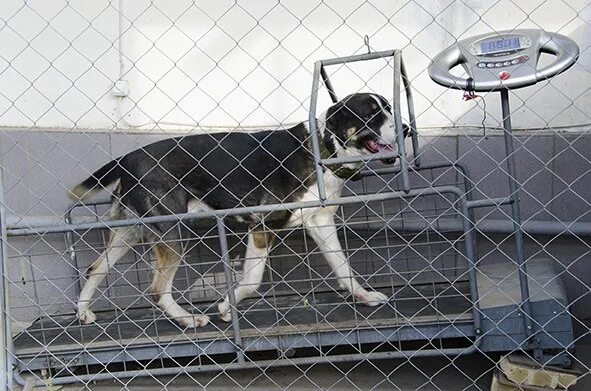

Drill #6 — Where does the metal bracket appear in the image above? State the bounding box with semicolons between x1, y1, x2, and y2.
308;49;421;200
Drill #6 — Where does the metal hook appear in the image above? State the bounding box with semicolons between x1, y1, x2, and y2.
364;35;371;54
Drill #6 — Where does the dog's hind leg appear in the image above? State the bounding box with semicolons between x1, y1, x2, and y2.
77;227;136;324
218;231;273;322
151;242;210;328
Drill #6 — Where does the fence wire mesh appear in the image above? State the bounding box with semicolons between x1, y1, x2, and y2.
0;0;590;390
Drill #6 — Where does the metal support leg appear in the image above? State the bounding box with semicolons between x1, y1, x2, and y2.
400;56;420;168
460;196;483;337
309;61;327;201
216;218;245;364
393;50;411;193
500;89;534;340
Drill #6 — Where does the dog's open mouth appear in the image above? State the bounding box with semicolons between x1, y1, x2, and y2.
363;138;397;164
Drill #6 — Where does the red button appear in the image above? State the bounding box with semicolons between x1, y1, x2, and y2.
499;71;511;80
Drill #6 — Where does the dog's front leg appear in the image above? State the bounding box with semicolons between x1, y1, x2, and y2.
305;213;389;306
218;231;272;322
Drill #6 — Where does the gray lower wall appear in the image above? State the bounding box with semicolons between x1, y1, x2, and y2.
1;129;590;336
1;130;589;223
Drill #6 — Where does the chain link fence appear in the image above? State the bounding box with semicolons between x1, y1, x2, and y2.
0;0;590;389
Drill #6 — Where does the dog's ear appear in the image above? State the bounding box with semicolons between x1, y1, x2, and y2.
324;100;345;135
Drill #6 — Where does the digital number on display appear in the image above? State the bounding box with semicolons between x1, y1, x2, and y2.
480;37;520;54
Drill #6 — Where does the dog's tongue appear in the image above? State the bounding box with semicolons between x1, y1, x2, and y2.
366;139;393;153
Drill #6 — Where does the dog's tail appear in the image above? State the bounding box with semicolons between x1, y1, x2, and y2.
69;158;123;201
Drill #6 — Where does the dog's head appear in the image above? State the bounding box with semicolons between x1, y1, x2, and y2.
319;93;408;165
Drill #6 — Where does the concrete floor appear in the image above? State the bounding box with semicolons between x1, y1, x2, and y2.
18;336;589;391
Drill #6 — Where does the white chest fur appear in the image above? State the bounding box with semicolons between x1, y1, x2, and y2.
286;169;345;228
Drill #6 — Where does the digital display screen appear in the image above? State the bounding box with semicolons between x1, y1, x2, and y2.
480;37;520;54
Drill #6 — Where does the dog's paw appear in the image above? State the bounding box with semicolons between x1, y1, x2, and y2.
355;289;389;307
218;301;232;322
220;312;232;323
78;308;97;324
178;314;210;328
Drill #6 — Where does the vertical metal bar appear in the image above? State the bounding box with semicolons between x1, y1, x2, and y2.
216;218;244;364
457;163;479;263
64;210;82;294
0;169;13;390
393;50;410;193
459;195;482;335
320;65;338;104
309;61;327;201
500;89;534;338
400;56;420;168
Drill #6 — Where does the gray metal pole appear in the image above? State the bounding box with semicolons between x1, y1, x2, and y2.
393;50;410;193
359;217;591;237
459;195;482;335
19;338;483;387
8;187;467;236
320;50;395;66
64;209;82;294
320;65;338;104
400;56;420;168
500;89;534;339
216;218;245;364
309;61;327;201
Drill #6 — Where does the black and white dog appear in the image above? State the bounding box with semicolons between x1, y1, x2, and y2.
70;93;402;328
